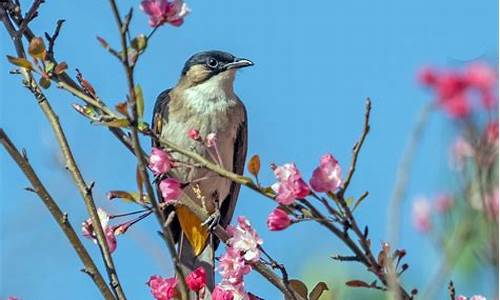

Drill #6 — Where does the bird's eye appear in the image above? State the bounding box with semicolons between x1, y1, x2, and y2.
207;58;218;68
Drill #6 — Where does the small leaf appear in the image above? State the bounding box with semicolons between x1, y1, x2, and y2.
54;62;68;75
345;280;370;288
131;34;147;52
138;121;149;132
104;118;130;128
134;84;144;119
309;282;329;300
28;37;46;59
39;77;51;89
107;191;148;203
45;61;55;73
285;279;308;300
261;186;276;198
96;36;109;49
115;101;129;117
6;55;32;69
247;154;261;177
80;79;96;97
345;196;354;206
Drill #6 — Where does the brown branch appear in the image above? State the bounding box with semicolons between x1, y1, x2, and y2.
0;129;115;300
339;98;371;195
106;1;189;299
1;7;127;298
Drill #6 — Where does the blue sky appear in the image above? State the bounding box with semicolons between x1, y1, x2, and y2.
1;0;498;299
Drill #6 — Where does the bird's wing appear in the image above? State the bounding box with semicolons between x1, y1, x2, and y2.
219;106;248;230
152;88;171;148
151;89;182;243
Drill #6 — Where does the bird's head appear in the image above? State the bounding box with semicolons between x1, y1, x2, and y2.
177;50;253;90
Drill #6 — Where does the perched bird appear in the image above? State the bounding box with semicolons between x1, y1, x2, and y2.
151;50;253;290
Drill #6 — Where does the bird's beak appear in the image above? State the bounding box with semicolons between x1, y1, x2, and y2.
224;58;254;70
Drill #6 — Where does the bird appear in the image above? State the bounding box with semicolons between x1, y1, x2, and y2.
151;50;253;290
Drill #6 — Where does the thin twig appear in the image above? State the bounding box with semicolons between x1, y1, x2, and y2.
1;8;127;298
0;129;115;300
106;1;189;299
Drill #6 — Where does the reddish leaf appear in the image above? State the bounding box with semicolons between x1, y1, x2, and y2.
54;62;68;75
345;280;370;288
247;154;261;177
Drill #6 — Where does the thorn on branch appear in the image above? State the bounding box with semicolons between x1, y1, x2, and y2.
81;267;96;278
85;181;95;195
24;186;36;193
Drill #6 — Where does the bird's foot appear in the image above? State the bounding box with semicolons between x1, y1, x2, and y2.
201;210;221;231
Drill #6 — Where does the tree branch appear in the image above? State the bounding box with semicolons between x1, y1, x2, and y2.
0;129;115;300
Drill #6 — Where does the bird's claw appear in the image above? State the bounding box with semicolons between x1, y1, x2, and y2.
201;210;221;231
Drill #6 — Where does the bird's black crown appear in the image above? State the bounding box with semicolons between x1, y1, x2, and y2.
181;50;236;75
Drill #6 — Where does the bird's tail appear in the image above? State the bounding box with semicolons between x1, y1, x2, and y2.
179;233;216;289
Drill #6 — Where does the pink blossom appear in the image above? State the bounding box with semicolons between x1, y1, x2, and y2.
7;297;21;300
266;208;291;231
466;63;497;109
309;153;342;193
206;132;217;147
412;198;432;233
456;297;467;300
418;67;438;86
212;283;249;300
470;296;487;300
218;247;252;284
159;178;182;203
272;163;310;205
81;208;118;253
450;136;474;170
212;284;235;300
188;128;201;141
147;275;178;300
149;147;174;175
227;216;263;262
185;267;207;292
434;194;454;213
485;121;499;145
140;0;190;27
419;63;498;118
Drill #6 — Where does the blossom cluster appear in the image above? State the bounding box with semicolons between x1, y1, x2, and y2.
212;216;262;300
266;153;342;231
419;63;497;119
140;0;190;27
147;266;207;300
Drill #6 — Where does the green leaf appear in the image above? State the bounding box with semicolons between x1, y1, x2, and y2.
138;121;149;132
39;77;51;89
135;84;144;119
28;37;46;59
6;55;32;69
309;282;329;300
285;280;308;300
345;196;354;206
131;34;147;52
107;191;148;204
104;118;130;128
